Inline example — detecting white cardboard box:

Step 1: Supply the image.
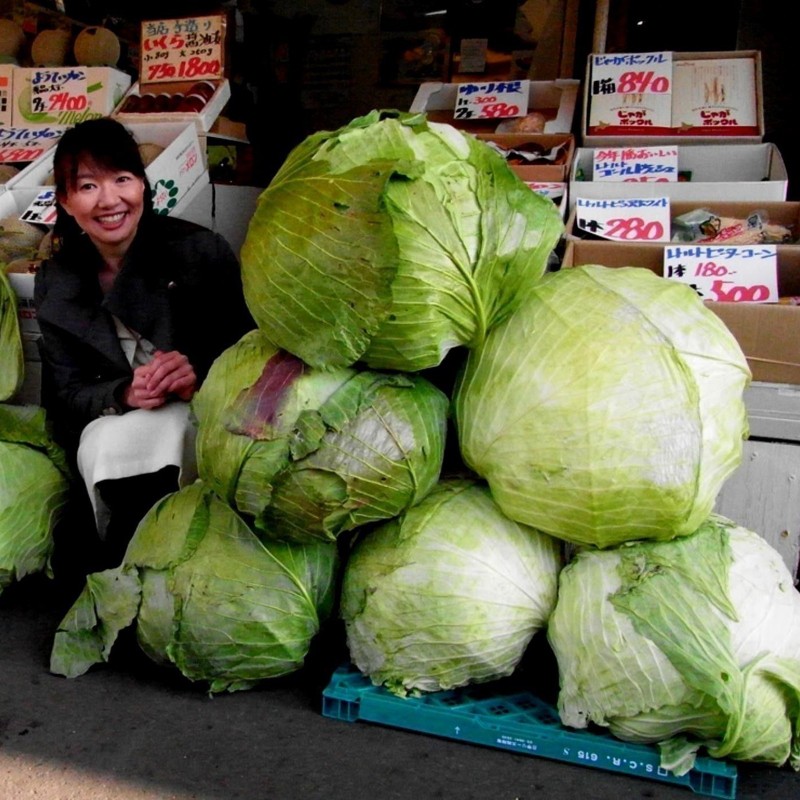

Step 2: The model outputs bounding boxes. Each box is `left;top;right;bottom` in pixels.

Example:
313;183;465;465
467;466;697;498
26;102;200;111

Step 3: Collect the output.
6;121;207;217
12;67;131;128
410;79;580;135
568;143;787;211
582;50;765;147
113;79;231;135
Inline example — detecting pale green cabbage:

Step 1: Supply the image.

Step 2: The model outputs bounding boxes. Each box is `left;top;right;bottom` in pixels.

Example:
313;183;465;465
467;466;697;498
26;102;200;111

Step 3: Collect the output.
0;270;23;401
239;109;563;372
0;404;69;594
340;479;562;695
454;265;751;548
548;514;800;774
50;482;338;693
192;329;449;544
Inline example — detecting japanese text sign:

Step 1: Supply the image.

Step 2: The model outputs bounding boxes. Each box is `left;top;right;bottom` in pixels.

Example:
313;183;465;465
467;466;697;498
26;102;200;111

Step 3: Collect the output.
576;197;671;243
663;244;778;302
0;126;63;164
455;80;529;121
140;15;225;84
20;190;56;225
30;68;87;116
589;52;673;131
593;147;678;182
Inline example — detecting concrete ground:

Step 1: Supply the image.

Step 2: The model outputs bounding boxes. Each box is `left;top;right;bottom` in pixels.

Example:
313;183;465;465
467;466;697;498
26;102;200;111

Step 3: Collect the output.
2;549;800;800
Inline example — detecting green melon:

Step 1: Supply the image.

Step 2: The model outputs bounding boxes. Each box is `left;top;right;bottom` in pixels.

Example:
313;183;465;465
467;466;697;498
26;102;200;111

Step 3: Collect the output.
30;29;72;67
73;26;120;67
0;218;46;265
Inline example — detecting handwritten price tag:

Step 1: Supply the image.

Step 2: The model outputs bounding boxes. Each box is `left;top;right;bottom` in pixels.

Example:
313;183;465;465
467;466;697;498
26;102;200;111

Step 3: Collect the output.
590;52;672;96
593;146;678;182
454;80;529;121
30;70;88;116
663;244;778;302
141;15;225;84
576;197;671;242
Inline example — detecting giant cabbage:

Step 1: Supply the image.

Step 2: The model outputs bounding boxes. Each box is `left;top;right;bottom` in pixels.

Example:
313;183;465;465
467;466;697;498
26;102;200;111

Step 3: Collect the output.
454;265;751;548
239;109;563;372
50;482;338;693
192;329;449;544
0;403;70;594
0;269;23;401
547;514;800;774
340;479;562;695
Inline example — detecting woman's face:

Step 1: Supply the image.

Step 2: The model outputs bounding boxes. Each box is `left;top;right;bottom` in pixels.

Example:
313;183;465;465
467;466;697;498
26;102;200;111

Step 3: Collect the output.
59;157;145;253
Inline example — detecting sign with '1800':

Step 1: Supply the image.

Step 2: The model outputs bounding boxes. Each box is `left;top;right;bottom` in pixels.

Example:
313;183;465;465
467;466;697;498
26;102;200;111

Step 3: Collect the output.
140;15;226;83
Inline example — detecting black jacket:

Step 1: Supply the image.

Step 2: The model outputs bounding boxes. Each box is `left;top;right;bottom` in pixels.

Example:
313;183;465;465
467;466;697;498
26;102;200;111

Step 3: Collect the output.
34;214;255;447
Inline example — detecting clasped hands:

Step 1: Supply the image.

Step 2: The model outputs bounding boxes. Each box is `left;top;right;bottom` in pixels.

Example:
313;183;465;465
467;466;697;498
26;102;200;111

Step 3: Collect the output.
122;350;197;410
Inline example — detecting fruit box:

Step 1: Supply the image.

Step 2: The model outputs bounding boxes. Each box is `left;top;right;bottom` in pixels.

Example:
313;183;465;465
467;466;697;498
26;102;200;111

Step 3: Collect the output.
565;200;800;244
474;133;575;182
560;239;800;386
582;50;764;147
6;121;207;218
409;79;580;135
568;143;788;211
11;66;131;129
0;65;14;128
113;78;231;135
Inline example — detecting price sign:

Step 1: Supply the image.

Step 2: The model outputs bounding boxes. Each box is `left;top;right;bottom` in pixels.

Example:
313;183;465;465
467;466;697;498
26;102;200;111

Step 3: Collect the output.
590;52;672;97
455;80;529;121
663;244;778;302
0;126;64;164
588;52;673;132
30;69;88;116
593;146;678;182
140;15;226;84
575;197;671;243
19;190;57;226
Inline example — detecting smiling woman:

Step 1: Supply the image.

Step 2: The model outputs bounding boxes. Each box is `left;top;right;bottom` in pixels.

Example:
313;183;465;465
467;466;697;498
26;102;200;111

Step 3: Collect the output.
33;117;255;570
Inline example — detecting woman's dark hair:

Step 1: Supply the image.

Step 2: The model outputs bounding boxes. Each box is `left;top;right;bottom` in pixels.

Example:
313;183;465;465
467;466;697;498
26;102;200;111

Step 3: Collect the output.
52;117;154;251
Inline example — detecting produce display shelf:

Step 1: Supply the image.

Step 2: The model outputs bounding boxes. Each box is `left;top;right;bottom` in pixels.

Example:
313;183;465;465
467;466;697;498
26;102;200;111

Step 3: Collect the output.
322;665;737;799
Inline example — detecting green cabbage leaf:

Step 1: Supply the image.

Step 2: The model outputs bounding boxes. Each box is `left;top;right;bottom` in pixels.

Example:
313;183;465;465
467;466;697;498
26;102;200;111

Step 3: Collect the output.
49;482;339;693
240;109;563;371
455;265;751;548
192;329;449;544
0;269;23;401
547;515;800;774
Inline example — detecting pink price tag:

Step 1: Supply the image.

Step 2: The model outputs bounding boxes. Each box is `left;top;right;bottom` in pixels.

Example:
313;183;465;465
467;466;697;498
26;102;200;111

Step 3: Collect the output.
663;244;779;302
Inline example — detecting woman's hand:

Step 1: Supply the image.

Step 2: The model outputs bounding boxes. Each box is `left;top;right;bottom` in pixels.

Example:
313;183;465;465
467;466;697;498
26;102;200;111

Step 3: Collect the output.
122;350;198;409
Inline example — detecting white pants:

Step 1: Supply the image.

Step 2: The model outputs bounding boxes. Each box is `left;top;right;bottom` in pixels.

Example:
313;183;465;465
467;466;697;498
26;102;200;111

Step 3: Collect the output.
77;402;198;538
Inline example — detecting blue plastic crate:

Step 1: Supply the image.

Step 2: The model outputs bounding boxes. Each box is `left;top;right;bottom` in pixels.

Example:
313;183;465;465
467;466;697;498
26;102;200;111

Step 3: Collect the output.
322;665;737;800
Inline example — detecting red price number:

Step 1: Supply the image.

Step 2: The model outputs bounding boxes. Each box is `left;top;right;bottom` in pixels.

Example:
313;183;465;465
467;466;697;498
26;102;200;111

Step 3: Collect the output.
478;102;520;119
709;280;770;302
605;216;665;241
618;70;670;93
146;57;221;82
0;148;42;163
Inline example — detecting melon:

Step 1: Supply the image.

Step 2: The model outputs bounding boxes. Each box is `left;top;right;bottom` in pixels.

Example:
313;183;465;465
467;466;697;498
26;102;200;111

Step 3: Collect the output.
0;19;25;63
0;218;46;264
138;142;165;167
73;26;121;67
31;28;72;67
0;164;20;184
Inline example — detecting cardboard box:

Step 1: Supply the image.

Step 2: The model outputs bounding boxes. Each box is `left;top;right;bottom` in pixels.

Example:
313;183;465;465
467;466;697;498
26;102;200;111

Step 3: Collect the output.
0;65;14;128
565;200;800;244
561;239;800;384
113;78;231;135
6;121;207;217
582;51;764;147
409;79;580;134
568;143;787;211
474;133;574;182
12;67;131;128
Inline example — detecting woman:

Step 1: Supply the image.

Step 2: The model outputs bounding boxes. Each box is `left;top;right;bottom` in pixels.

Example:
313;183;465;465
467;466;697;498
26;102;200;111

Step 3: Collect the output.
34;117;255;567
